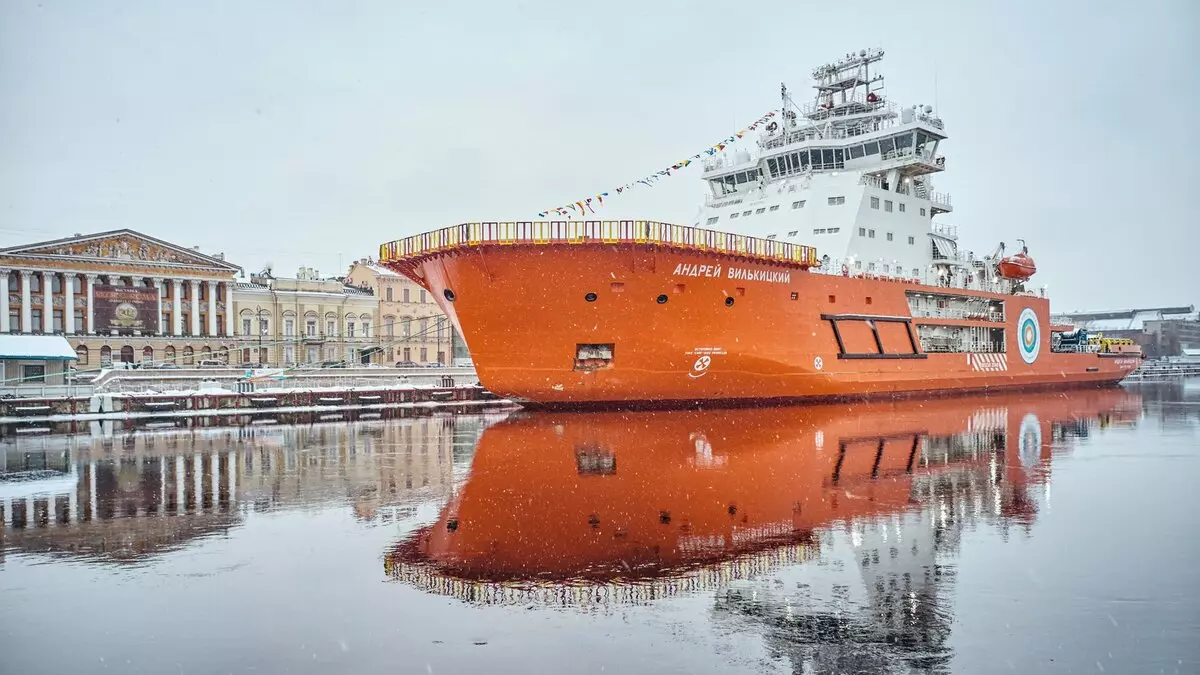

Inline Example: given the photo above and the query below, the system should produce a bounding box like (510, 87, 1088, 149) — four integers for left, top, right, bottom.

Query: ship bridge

(691, 48, 958, 286)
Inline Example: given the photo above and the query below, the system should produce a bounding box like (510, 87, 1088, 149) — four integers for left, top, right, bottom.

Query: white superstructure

(694, 49, 965, 285)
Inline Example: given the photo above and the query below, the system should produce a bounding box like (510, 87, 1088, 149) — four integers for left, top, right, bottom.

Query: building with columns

(0, 229, 242, 368)
(230, 266, 381, 366)
(345, 258, 451, 365)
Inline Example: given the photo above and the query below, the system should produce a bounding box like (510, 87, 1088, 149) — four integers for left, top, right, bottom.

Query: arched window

(304, 311, 318, 336)
(142, 346, 154, 364)
(182, 346, 194, 365)
(282, 311, 296, 337)
(165, 345, 177, 363)
(359, 313, 372, 338)
(100, 345, 112, 365)
(120, 345, 134, 363)
(345, 313, 356, 338)
(200, 346, 212, 356)
(75, 345, 89, 365)
(218, 346, 230, 364)
(325, 312, 337, 337)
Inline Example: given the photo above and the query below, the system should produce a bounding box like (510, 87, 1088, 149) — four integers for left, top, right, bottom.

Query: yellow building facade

(345, 259, 450, 365)
(230, 267, 381, 366)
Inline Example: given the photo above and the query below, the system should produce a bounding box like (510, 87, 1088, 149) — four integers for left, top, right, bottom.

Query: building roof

(1051, 305, 1198, 331)
(0, 228, 242, 273)
(349, 260, 403, 278)
(0, 335, 78, 361)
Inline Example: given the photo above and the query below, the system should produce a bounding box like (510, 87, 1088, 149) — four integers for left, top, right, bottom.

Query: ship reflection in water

(3, 387, 1195, 675)
(385, 389, 1144, 669)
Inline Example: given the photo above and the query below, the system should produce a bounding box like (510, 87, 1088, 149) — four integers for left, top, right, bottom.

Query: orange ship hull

(385, 388, 1141, 589)
(391, 242, 1141, 407)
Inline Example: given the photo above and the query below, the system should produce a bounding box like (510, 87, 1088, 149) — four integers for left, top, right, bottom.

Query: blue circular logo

(1018, 308, 1040, 364)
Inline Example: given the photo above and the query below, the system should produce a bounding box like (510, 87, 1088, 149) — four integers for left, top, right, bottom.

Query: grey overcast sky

(1, 1, 1195, 311)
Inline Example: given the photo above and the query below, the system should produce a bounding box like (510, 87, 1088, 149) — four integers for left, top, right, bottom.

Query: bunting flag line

(537, 110, 778, 219)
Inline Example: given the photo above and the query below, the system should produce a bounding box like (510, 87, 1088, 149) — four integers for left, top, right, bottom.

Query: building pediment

(0, 229, 241, 273)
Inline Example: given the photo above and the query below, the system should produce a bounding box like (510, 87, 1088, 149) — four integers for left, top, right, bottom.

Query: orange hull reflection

(398, 246, 1141, 406)
(386, 388, 1141, 598)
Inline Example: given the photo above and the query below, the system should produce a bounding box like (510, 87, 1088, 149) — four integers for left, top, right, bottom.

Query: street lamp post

(255, 305, 266, 367)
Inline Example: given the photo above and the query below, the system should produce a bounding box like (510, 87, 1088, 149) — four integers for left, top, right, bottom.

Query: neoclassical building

(0, 229, 242, 368)
(345, 258, 450, 365)
(230, 267, 380, 366)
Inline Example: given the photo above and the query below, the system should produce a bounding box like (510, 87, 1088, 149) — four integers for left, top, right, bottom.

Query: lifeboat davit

(997, 252, 1037, 280)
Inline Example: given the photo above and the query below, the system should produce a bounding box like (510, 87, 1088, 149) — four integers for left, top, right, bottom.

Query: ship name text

(672, 263, 791, 284)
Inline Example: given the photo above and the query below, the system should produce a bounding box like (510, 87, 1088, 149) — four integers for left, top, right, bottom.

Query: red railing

(379, 220, 819, 268)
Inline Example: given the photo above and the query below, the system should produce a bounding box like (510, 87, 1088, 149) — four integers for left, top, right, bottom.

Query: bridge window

(885, 200, 894, 212)
(792, 200, 805, 209)
(870, 196, 880, 209)
(899, 203, 906, 213)
(769, 204, 780, 211)
(730, 212, 739, 219)
(788, 230, 799, 237)
(849, 145, 865, 159)
(755, 207, 766, 215)
(828, 196, 845, 206)
(865, 141, 880, 155)
(742, 210, 751, 217)
(880, 137, 896, 155)
(705, 216, 718, 225)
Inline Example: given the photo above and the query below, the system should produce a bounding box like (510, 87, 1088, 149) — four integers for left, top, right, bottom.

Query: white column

(63, 274, 75, 334)
(152, 279, 163, 335)
(20, 271, 32, 333)
(42, 272, 53, 332)
(189, 280, 200, 336)
(0, 268, 9, 333)
(85, 274, 96, 333)
(171, 279, 183, 336)
(224, 283, 234, 337)
(206, 280, 217, 336)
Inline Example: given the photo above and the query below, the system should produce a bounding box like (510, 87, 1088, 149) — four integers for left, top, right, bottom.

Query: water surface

(1, 385, 1197, 674)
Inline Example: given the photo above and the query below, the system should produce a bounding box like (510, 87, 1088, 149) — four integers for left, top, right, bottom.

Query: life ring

(766, 121, 778, 132)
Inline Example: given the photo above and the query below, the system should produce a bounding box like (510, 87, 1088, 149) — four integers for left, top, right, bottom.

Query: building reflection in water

(383, 388, 1143, 670)
(0, 406, 514, 563)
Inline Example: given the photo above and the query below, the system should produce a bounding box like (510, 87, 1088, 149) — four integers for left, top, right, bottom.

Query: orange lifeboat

(997, 240, 1037, 280)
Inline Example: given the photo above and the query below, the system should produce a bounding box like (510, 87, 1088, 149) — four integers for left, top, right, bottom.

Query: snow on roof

(0, 335, 78, 360)
(365, 263, 401, 277)
(1051, 306, 1199, 331)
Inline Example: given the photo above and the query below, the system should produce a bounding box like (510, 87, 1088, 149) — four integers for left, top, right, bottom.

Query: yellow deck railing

(379, 220, 819, 268)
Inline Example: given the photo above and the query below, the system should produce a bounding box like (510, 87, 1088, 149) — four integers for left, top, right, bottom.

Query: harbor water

(1, 383, 1197, 674)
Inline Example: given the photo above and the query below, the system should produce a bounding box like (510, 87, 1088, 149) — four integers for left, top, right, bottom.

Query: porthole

(443, 289, 456, 302)
(585, 292, 597, 302)
(725, 297, 735, 307)
(656, 294, 668, 304)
